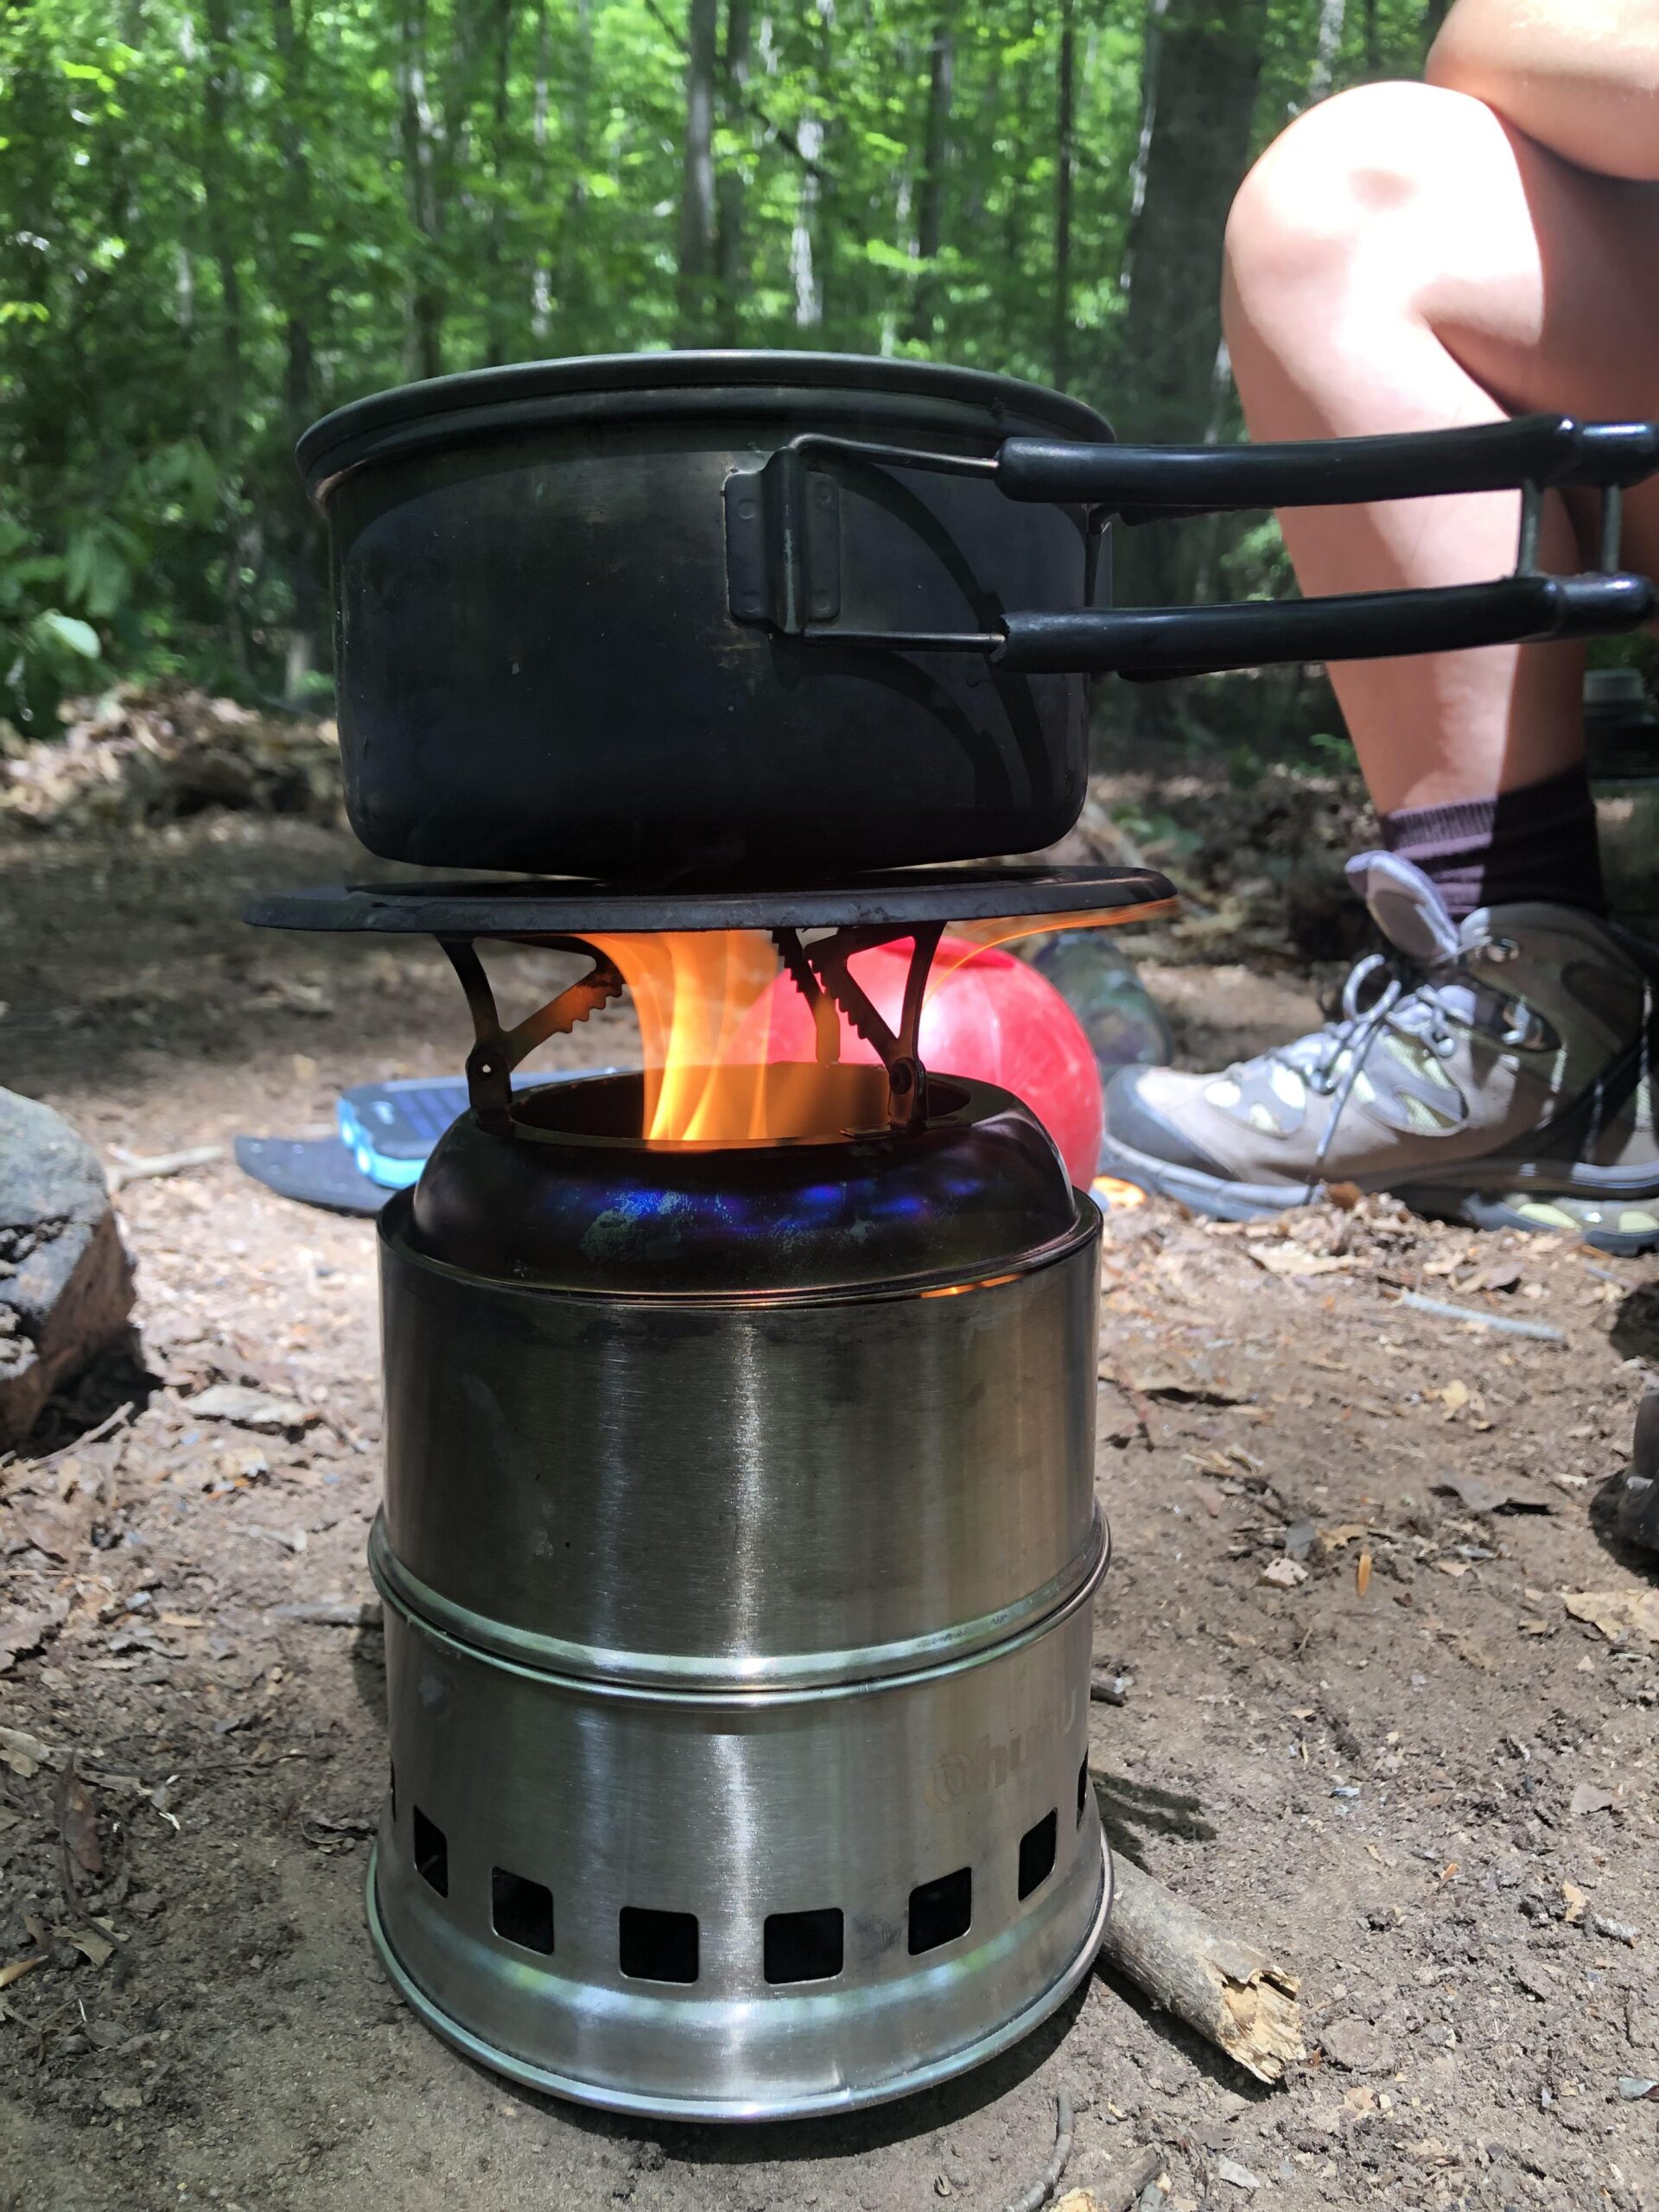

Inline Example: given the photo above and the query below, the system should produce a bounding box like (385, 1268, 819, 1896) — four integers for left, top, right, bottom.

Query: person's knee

(1225, 81, 1500, 315)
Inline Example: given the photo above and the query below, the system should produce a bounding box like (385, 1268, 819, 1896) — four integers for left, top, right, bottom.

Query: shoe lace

(1268, 936, 1520, 1187)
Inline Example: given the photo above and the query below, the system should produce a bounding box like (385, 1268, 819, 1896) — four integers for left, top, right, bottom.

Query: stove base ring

(365, 1832, 1111, 2122)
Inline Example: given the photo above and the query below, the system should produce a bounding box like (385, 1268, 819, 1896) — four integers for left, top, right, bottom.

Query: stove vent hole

(492, 1868, 554, 1956)
(764, 1907, 843, 1986)
(413, 1807, 448, 1898)
(619, 1907, 699, 1985)
(907, 1867, 971, 1956)
(1018, 1810, 1058, 1900)
(1077, 1759, 1090, 1827)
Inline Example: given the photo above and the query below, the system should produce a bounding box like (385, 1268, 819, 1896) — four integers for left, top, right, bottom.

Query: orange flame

(585, 897, 1176, 1145)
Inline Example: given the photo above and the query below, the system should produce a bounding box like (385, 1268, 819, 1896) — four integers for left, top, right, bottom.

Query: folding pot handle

(995, 414, 1659, 518)
(995, 572, 1656, 680)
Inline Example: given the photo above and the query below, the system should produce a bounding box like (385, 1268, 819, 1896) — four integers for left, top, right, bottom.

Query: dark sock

(1378, 762, 1605, 923)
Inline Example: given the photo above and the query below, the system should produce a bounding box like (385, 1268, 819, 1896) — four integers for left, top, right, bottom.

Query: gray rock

(1318, 2016, 1398, 2073)
(0, 1089, 134, 1445)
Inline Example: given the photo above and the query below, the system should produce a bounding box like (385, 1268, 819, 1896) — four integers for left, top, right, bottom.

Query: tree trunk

(1120, 0, 1166, 300)
(905, 14, 954, 343)
(714, 0, 753, 343)
(1307, 0, 1346, 102)
(199, 0, 243, 445)
(1116, 0, 1268, 612)
(790, 115, 823, 330)
(677, 0, 720, 343)
(398, 0, 445, 381)
(270, 0, 325, 696)
(1052, 0, 1076, 391)
(549, 0, 597, 347)
(1422, 0, 1452, 46)
(484, 0, 517, 366)
(199, 0, 248, 671)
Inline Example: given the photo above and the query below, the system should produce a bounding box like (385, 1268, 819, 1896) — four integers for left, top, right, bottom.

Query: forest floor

(2, 729, 1658, 2209)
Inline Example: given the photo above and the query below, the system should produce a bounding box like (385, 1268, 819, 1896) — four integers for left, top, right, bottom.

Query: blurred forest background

(0, 0, 1453, 737)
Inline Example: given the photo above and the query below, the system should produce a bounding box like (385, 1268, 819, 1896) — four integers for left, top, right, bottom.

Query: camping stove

(248, 863, 1173, 2119)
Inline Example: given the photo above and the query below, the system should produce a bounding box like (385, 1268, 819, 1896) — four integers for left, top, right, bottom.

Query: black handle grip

(995, 572, 1656, 679)
(996, 415, 1659, 518)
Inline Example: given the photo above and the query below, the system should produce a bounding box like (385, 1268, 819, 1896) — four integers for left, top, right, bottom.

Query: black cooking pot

(298, 350, 1659, 882)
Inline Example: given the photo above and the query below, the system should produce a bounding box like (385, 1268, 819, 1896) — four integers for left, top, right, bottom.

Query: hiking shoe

(1100, 850, 1659, 1253)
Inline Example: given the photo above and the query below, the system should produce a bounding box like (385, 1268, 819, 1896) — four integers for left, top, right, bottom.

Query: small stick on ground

(108, 1142, 226, 1194)
(1002, 2088, 1074, 2212)
(266, 1600, 383, 1627)
(1099, 1853, 1304, 2085)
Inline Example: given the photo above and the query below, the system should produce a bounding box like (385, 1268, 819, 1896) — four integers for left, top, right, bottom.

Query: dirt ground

(3, 803, 1659, 2212)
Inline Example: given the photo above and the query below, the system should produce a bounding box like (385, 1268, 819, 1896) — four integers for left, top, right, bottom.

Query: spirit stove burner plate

(245, 860, 1175, 938)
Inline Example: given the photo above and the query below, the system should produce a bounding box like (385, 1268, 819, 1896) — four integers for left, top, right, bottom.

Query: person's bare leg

(1100, 79, 1659, 1248)
(1222, 79, 1659, 815)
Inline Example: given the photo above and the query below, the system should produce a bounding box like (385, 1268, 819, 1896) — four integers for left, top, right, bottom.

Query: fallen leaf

(1405, 2138, 1457, 2164)
(183, 1383, 311, 1433)
(1563, 1880, 1587, 1925)
(1445, 1630, 1497, 1673)
(1433, 1559, 1472, 1579)
(1111, 1365, 1252, 1406)
(3, 1491, 97, 1561)
(0, 1955, 48, 1991)
(1431, 1471, 1552, 1516)
(63, 1927, 114, 1968)
(57, 1761, 103, 1879)
(1260, 1558, 1309, 1590)
(0, 1598, 69, 1667)
(1563, 1590, 1659, 1643)
(1569, 1783, 1620, 1818)
(1319, 1524, 1370, 1551)
(1440, 1380, 1471, 1412)
(0, 1726, 53, 1778)
(1252, 1244, 1355, 1277)
(1356, 1549, 1372, 1597)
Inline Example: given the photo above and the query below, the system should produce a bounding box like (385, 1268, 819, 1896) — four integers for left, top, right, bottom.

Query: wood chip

(1260, 1558, 1309, 1589)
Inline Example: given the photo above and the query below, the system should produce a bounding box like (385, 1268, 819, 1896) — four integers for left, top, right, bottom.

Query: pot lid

(297, 348, 1112, 505)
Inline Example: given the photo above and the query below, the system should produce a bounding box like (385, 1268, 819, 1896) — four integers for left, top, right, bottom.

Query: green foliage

(0, 0, 1444, 718)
